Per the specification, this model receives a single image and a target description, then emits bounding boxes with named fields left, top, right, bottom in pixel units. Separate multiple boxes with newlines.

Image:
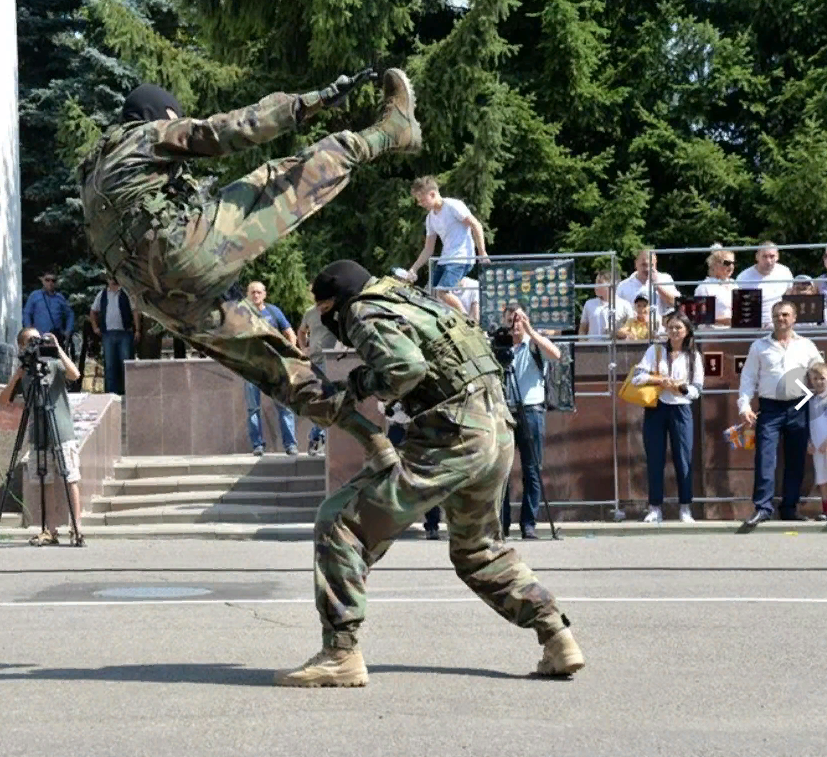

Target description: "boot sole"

left=385, top=68, right=421, bottom=154
left=537, top=656, right=585, bottom=677
left=273, top=674, right=368, bottom=688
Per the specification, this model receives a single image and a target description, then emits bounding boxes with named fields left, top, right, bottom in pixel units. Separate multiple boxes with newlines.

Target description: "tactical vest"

left=350, top=277, right=502, bottom=415
left=79, top=125, right=200, bottom=289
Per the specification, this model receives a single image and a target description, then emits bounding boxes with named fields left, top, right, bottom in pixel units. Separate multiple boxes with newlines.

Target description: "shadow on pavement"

left=369, top=664, right=572, bottom=681
left=0, top=663, right=274, bottom=686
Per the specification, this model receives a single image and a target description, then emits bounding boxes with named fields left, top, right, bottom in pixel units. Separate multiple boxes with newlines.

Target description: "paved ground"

left=1, top=534, right=825, bottom=757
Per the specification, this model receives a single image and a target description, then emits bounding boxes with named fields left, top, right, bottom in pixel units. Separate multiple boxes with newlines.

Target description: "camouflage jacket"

left=77, top=90, right=323, bottom=287
left=341, top=277, right=503, bottom=417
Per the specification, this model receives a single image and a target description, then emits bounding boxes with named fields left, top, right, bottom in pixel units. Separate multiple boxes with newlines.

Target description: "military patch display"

left=479, top=258, right=576, bottom=332
left=782, top=294, right=824, bottom=324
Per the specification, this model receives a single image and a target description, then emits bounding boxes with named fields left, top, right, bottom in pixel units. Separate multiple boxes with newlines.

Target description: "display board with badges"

left=479, top=259, right=576, bottom=332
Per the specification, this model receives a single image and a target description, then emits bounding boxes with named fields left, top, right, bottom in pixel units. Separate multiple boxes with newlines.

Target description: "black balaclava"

left=121, top=83, right=184, bottom=124
left=312, top=260, right=373, bottom=345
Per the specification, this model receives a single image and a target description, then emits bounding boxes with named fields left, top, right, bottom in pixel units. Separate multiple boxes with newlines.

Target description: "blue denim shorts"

left=431, top=262, right=473, bottom=291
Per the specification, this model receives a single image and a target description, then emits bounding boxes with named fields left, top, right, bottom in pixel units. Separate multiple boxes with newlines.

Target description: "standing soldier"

left=77, top=69, right=420, bottom=465
left=273, top=260, right=585, bottom=687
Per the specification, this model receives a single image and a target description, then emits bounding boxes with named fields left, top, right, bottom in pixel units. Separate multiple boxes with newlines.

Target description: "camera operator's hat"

left=794, top=274, right=814, bottom=284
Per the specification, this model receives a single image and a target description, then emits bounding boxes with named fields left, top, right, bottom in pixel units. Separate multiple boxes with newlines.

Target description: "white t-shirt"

left=455, top=278, right=479, bottom=315
left=631, top=344, right=705, bottom=405
left=580, top=296, right=634, bottom=337
left=91, top=287, right=133, bottom=332
left=616, top=271, right=679, bottom=328
left=425, top=198, right=475, bottom=265
left=735, top=264, right=794, bottom=327
left=694, top=277, right=738, bottom=325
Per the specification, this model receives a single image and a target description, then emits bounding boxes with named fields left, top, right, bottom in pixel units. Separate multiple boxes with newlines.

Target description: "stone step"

left=102, top=474, right=325, bottom=497
left=86, top=504, right=325, bottom=526
left=113, top=453, right=325, bottom=481
left=91, top=489, right=325, bottom=513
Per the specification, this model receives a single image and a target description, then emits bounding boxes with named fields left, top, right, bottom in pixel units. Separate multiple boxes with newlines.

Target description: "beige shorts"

left=27, top=440, right=81, bottom=485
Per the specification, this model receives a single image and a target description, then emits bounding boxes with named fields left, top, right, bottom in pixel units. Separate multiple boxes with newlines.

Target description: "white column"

left=0, top=0, right=22, bottom=380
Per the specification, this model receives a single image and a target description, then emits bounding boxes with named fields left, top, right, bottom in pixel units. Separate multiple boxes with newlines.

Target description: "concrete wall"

left=22, top=393, right=122, bottom=528
left=0, top=1, right=22, bottom=383
left=124, top=358, right=314, bottom=455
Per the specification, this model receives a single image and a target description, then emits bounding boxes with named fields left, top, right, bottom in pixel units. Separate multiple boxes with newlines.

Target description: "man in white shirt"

left=694, top=244, right=738, bottom=327
left=737, top=301, right=822, bottom=526
left=616, top=251, right=680, bottom=332
left=734, top=241, right=794, bottom=328
left=579, top=270, right=634, bottom=339
left=406, top=176, right=489, bottom=313
left=298, top=302, right=342, bottom=455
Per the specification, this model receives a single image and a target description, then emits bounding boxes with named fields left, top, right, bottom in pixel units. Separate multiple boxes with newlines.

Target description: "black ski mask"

left=121, top=83, right=184, bottom=124
left=312, top=260, right=373, bottom=345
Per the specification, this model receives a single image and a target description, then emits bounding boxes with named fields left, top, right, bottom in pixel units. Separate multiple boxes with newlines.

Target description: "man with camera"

left=0, top=329, right=84, bottom=546
left=498, top=304, right=560, bottom=540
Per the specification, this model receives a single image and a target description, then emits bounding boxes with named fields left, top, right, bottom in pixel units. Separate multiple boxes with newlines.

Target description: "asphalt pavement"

left=1, top=534, right=825, bottom=757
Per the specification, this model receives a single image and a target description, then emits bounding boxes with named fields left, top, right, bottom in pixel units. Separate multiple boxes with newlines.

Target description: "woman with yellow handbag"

left=629, top=312, right=705, bottom=523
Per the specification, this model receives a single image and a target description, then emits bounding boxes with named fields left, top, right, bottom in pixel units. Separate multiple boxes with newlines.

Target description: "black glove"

left=320, top=68, right=378, bottom=108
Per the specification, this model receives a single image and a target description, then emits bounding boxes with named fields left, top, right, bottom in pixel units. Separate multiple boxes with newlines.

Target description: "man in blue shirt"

left=22, top=270, right=75, bottom=348
left=500, top=304, right=560, bottom=539
left=243, top=282, right=299, bottom=455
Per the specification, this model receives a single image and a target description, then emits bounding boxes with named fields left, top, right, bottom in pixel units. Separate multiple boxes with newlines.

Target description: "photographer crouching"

left=0, top=329, right=85, bottom=546
left=493, top=305, right=561, bottom=539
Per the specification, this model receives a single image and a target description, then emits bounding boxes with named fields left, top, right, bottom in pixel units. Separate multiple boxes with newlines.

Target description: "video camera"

left=18, top=336, right=59, bottom=376
left=488, top=324, right=515, bottom=367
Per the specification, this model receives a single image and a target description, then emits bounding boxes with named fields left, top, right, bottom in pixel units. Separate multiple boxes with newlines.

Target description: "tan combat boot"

left=536, top=628, right=585, bottom=677
left=358, top=68, right=422, bottom=158
left=273, top=647, right=369, bottom=688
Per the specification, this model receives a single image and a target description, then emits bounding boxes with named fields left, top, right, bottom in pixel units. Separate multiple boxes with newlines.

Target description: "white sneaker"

left=679, top=505, right=695, bottom=523
left=641, top=506, right=662, bottom=523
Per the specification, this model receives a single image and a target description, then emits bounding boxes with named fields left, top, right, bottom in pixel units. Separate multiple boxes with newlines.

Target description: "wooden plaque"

left=703, top=352, right=723, bottom=378
left=734, top=355, right=748, bottom=374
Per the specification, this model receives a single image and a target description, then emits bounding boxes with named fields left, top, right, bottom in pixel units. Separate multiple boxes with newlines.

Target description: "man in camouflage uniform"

left=273, top=260, right=585, bottom=687
left=78, top=69, right=420, bottom=464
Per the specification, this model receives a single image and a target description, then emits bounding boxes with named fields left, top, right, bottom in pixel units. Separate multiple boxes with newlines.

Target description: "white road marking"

left=1, top=596, right=827, bottom=608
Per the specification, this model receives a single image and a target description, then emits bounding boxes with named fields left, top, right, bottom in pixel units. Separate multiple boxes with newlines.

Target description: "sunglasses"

left=718, top=260, right=735, bottom=267
left=42, top=277, right=56, bottom=282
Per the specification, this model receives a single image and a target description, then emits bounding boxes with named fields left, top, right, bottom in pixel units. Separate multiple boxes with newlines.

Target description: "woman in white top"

left=631, top=312, right=705, bottom=523
left=694, top=245, right=737, bottom=327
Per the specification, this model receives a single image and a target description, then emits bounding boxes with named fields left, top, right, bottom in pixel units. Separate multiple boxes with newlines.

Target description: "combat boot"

left=536, top=628, right=585, bottom=677
left=358, top=69, right=422, bottom=159
left=273, top=647, right=369, bottom=688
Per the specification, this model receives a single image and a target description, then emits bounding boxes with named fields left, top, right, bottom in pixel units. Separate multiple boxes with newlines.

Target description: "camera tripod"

left=0, top=363, right=83, bottom=546
left=503, top=363, right=561, bottom=540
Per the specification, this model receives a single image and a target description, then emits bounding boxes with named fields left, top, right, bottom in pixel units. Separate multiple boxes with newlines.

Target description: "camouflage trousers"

left=129, top=122, right=390, bottom=453
left=314, top=376, right=570, bottom=650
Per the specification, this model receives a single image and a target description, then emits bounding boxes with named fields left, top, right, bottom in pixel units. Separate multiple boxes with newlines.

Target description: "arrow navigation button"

left=794, top=379, right=813, bottom=411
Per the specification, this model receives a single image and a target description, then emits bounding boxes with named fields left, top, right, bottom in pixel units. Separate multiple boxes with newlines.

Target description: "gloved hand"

left=320, top=68, right=378, bottom=108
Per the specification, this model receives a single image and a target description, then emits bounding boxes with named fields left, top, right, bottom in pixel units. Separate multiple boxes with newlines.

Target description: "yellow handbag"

left=618, top=345, right=663, bottom=408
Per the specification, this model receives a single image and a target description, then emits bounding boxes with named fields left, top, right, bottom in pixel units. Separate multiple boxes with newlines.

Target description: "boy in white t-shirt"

left=407, top=176, right=489, bottom=313
left=806, top=362, right=827, bottom=521
left=578, top=270, right=634, bottom=339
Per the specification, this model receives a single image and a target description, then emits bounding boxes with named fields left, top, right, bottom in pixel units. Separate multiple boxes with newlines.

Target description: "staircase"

left=87, top=454, right=326, bottom=526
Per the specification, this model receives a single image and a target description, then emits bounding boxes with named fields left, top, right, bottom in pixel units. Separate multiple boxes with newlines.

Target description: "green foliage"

left=19, top=0, right=827, bottom=314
